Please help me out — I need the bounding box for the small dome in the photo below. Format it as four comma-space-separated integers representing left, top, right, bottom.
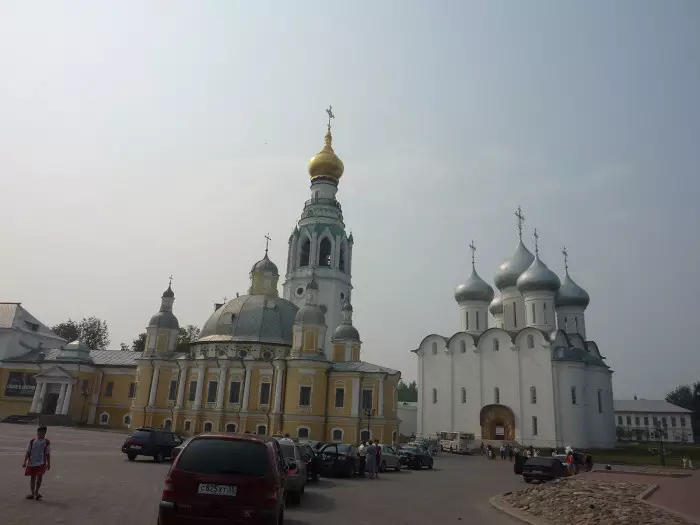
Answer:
333, 323, 360, 341
342, 301, 353, 312
250, 253, 278, 275
162, 284, 174, 298
516, 257, 561, 293
149, 311, 180, 330
308, 128, 344, 182
454, 268, 495, 303
489, 295, 503, 315
494, 241, 535, 290
556, 273, 590, 308
294, 304, 325, 325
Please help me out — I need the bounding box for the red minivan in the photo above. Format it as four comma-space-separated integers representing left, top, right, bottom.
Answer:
158, 433, 287, 525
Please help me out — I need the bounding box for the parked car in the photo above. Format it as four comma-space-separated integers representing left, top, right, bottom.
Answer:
276, 440, 307, 504
170, 437, 192, 460
397, 445, 434, 469
378, 444, 401, 472
319, 443, 359, 477
121, 428, 183, 462
299, 443, 321, 481
158, 433, 287, 525
298, 439, 325, 453
522, 457, 568, 483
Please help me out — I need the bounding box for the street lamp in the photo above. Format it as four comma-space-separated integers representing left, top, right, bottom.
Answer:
363, 408, 375, 442
653, 422, 668, 467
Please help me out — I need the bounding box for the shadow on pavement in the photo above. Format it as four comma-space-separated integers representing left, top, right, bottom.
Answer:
295, 491, 335, 513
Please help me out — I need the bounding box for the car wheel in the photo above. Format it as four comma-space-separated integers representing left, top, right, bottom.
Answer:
380, 461, 386, 472
428, 461, 433, 469
524, 477, 532, 483
127, 454, 136, 461
394, 461, 401, 472
288, 491, 301, 505
154, 452, 164, 463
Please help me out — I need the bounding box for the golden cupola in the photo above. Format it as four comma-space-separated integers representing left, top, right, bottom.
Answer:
308, 124, 344, 183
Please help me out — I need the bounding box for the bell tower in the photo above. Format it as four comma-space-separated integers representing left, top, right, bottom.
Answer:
283, 106, 353, 352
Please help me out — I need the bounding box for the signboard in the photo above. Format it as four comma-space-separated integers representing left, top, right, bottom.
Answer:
4, 372, 37, 397
496, 426, 505, 437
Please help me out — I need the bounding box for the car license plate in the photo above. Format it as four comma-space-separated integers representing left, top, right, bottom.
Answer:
131, 445, 142, 450
198, 484, 237, 496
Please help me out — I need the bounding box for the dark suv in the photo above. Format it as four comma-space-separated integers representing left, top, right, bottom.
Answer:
122, 428, 183, 462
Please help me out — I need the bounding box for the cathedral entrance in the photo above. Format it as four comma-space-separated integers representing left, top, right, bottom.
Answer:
479, 404, 515, 441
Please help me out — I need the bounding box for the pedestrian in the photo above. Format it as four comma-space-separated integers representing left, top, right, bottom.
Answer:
358, 441, 367, 476
365, 441, 377, 478
566, 451, 575, 476
23, 425, 51, 500
508, 446, 514, 462
374, 440, 382, 477
279, 433, 294, 445
480, 442, 485, 456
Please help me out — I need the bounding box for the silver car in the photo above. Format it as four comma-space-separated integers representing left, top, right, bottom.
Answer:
278, 441, 307, 504
378, 444, 402, 472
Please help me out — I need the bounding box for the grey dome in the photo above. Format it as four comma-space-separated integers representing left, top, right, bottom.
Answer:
556, 273, 590, 308
494, 241, 535, 290
198, 294, 298, 345
454, 268, 495, 303
333, 323, 360, 341
516, 257, 561, 293
342, 301, 353, 312
162, 285, 175, 298
149, 311, 180, 330
294, 304, 326, 325
489, 294, 503, 315
251, 254, 278, 274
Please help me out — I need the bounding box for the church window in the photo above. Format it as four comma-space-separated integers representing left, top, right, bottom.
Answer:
432, 342, 437, 355
207, 381, 218, 403
493, 339, 500, 351
465, 311, 469, 330
299, 238, 311, 267
635, 416, 640, 426
644, 416, 649, 426
168, 380, 178, 401
226, 423, 237, 432
184, 420, 191, 431
671, 417, 676, 427
339, 244, 346, 272
319, 237, 332, 267
299, 386, 312, 407
575, 317, 579, 333
164, 419, 172, 430
297, 427, 310, 439
460, 341, 466, 353
259, 382, 271, 405
661, 416, 667, 428
512, 303, 517, 328
432, 388, 437, 404
360, 429, 371, 442
188, 381, 197, 401
532, 416, 538, 436
626, 416, 632, 426
335, 388, 345, 408
597, 389, 603, 413
543, 303, 548, 324
530, 386, 537, 404
532, 303, 536, 324
571, 386, 577, 405
461, 388, 466, 404
256, 424, 267, 435
204, 421, 213, 432
105, 382, 114, 397
362, 389, 373, 410
332, 428, 343, 441
128, 383, 136, 398
653, 416, 658, 426
494, 387, 500, 404
476, 311, 480, 330
527, 335, 534, 349
100, 412, 110, 425
123, 414, 131, 427
618, 416, 623, 425
229, 381, 241, 404
680, 417, 686, 427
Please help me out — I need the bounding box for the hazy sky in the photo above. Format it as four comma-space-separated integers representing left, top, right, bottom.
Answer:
1, 1, 698, 399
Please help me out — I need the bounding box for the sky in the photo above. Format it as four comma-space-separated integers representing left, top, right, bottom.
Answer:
1, 1, 698, 400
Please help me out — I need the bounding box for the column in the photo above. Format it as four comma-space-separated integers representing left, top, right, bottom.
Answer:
194, 365, 205, 409
55, 384, 67, 415
88, 373, 103, 424
273, 362, 285, 413
241, 363, 253, 412
378, 376, 385, 417
215, 366, 227, 409
175, 367, 187, 409
61, 383, 73, 415
30, 383, 43, 413
148, 364, 161, 407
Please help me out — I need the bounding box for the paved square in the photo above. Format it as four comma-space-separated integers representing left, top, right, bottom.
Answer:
0, 424, 522, 524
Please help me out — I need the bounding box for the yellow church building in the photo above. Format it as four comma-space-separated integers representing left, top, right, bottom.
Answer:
0, 114, 402, 444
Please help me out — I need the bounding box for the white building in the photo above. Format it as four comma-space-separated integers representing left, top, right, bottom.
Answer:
614, 399, 694, 443
413, 211, 616, 449
0, 303, 66, 361
397, 401, 418, 438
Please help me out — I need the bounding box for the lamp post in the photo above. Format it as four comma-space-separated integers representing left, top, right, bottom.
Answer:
80, 386, 92, 424
653, 422, 667, 467
363, 408, 375, 442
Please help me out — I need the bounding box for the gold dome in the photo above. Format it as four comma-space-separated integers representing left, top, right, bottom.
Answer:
308, 125, 344, 182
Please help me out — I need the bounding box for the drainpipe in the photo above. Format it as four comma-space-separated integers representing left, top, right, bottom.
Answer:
323, 366, 331, 441
276, 358, 287, 434
238, 355, 246, 431
143, 358, 155, 425
357, 372, 365, 443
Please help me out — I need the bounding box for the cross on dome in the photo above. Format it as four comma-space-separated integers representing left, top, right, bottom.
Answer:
264, 233, 271, 256
169, 274, 173, 286
533, 228, 540, 257
469, 240, 476, 269
562, 246, 569, 273
514, 206, 525, 240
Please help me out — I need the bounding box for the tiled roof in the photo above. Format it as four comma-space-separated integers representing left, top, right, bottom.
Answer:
614, 399, 692, 414
4, 348, 143, 367
0, 302, 64, 340
331, 361, 399, 375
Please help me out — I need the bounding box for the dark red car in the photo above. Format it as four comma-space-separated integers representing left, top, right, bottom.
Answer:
158, 433, 288, 525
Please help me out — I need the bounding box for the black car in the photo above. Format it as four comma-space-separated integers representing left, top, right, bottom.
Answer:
522, 457, 568, 483
299, 439, 326, 453
319, 443, 359, 477
299, 443, 322, 481
397, 445, 434, 469
121, 427, 183, 462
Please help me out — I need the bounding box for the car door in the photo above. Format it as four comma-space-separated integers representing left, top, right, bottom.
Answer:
382, 446, 398, 468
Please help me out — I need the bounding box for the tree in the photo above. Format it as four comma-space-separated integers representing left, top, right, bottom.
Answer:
51, 317, 109, 350
176, 325, 201, 353
666, 382, 700, 443
397, 379, 418, 403
119, 342, 130, 352
132, 333, 147, 352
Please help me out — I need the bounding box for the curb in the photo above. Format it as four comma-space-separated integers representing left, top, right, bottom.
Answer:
488, 494, 556, 525
637, 484, 700, 525
591, 468, 692, 478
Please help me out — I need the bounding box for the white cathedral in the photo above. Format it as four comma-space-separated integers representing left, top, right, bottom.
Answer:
413, 210, 616, 449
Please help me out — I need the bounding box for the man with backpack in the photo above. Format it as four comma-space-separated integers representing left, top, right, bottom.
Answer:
23, 425, 51, 500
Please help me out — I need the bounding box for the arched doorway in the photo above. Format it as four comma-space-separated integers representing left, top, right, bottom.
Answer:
479, 404, 515, 441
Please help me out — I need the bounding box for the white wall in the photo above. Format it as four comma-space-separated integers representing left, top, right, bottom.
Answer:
397, 403, 417, 437
614, 410, 693, 443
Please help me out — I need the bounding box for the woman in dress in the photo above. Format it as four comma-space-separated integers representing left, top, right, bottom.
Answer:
365, 441, 377, 478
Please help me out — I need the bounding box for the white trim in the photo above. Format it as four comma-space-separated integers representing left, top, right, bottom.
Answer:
203, 420, 214, 432
99, 411, 110, 425
102, 368, 139, 375
225, 422, 238, 433
258, 368, 274, 377
122, 413, 132, 427
359, 428, 372, 442
256, 424, 268, 436
296, 426, 311, 439
331, 427, 344, 442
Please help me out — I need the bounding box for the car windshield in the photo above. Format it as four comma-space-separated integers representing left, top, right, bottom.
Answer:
337, 445, 353, 454
130, 430, 153, 441
402, 446, 420, 452
280, 444, 296, 460
176, 438, 269, 476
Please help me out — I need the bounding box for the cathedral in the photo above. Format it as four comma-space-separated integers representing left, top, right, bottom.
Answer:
414, 210, 616, 449
0, 113, 402, 444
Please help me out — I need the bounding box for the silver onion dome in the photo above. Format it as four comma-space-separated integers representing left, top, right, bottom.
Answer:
494, 241, 535, 290
333, 323, 360, 341
294, 304, 326, 325
516, 256, 561, 293
489, 294, 503, 315
250, 253, 278, 274
149, 311, 179, 330
454, 268, 495, 303
556, 273, 590, 308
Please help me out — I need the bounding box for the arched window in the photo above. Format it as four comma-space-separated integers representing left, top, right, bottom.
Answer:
461, 388, 467, 403
163, 419, 172, 430
319, 237, 332, 267
527, 334, 534, 349
432, 388, 438, 403
299, 238, 311, 267
476, 311, 480, 330
543, 303, 548, 324
226, 423, 237, 433
531, 302, 536, 324
339, 243, 346, 272
123, 414, 131, 427
432, 342, 437, 355
460, 340, 466, 353
99, 412, 109, 425
332, 428, 343, 441
184, 420, 192, 431
564, 317, 568, 331
256, 424, 267, 435
530, 386, 537, 404
360, 429, 371, 442
493, 339, 500, 351
204, 421, 213, 432
494, 387, 500, 404
297, 427, 310, 439
465, 311, 469, 330
513, 303, 517, 328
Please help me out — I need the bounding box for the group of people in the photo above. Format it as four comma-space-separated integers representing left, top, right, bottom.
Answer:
481, 442, 523, 461
358, 440, 382, 478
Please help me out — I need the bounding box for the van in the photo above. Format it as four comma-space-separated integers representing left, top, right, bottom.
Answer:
158, 433, 287, 525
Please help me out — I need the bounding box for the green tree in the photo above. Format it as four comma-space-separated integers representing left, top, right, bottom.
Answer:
51, 319, 80, 342
397, 379, 418, 402
119, 342, 130, 352
176, 325, 201, 353
51, 317, 109, 350
132, 333, 147, 352
666, 382, 700, 443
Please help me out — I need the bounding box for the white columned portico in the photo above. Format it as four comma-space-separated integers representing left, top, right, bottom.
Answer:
194, 365, 205, 409
55, 384, 67, 415
273, 361, 285, 413
215, 367, 227, 409
378, 375, 385, 417
241, 362, 253, 412
30, 383, 44, 413
148, 364, 161, 407
88, 373, 103, 424
175, 367, 187, 409
60, 382, 73, 415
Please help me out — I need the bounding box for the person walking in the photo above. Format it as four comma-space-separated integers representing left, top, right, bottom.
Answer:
374, 440, 382, 477
23, 426, 51, 500
566, 451, 575, 476
508, 445, 514, 462
358, 442, 367, 476
365, 441, 377, 478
